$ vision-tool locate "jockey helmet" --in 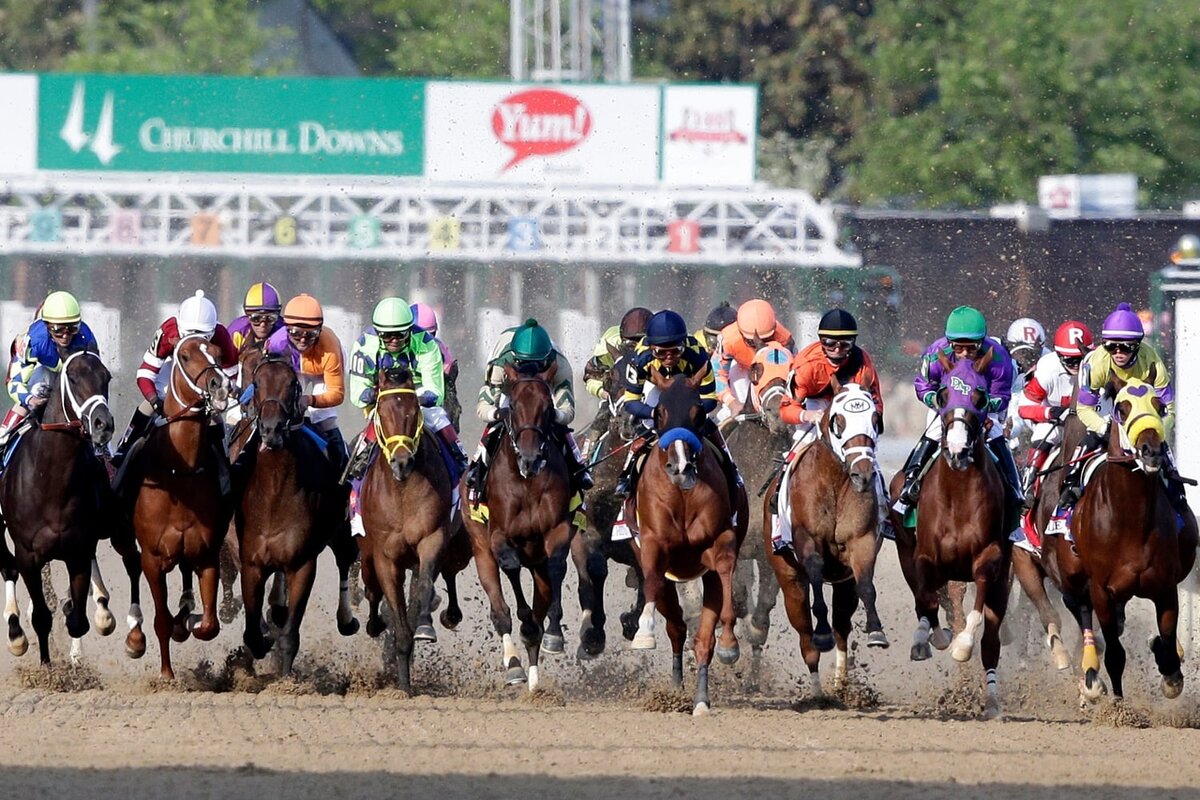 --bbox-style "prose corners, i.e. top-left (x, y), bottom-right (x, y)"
top-left (42, 291), bottom-right (82, 325)
top-left (945, 306), bottom-right (987, 341)
top-left (410, 302), bottom-right (438, 335)
top-left (704, 302), bottom-right (737, 335)
top-left (1100, 303), bottom-right (1144, 341)
top-left (178, 290), bottom-right (218, 337)
top-left (243, 281), bottom-right (282, 313)
top-left (510, 319), bottom-right (553, 363)
top-left (1171, 234), bottom-right (1200, 263)
top-left (283, 294), bottom-right (324, 327)
top-left (644, 310), bottom-right (688, 346)
top-left (619, 307), bottom-right (653, 342)
top-left (372, 297), bottom-right (414, 333)
top-left (1053, 321), bottom-right (1093, 357)
top-left (736, 299), bottom-right (777, 340)
top-left (1004, 318), bottom-right (1045, 349)
top-left (817, 309), bottom-right (858, 339)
